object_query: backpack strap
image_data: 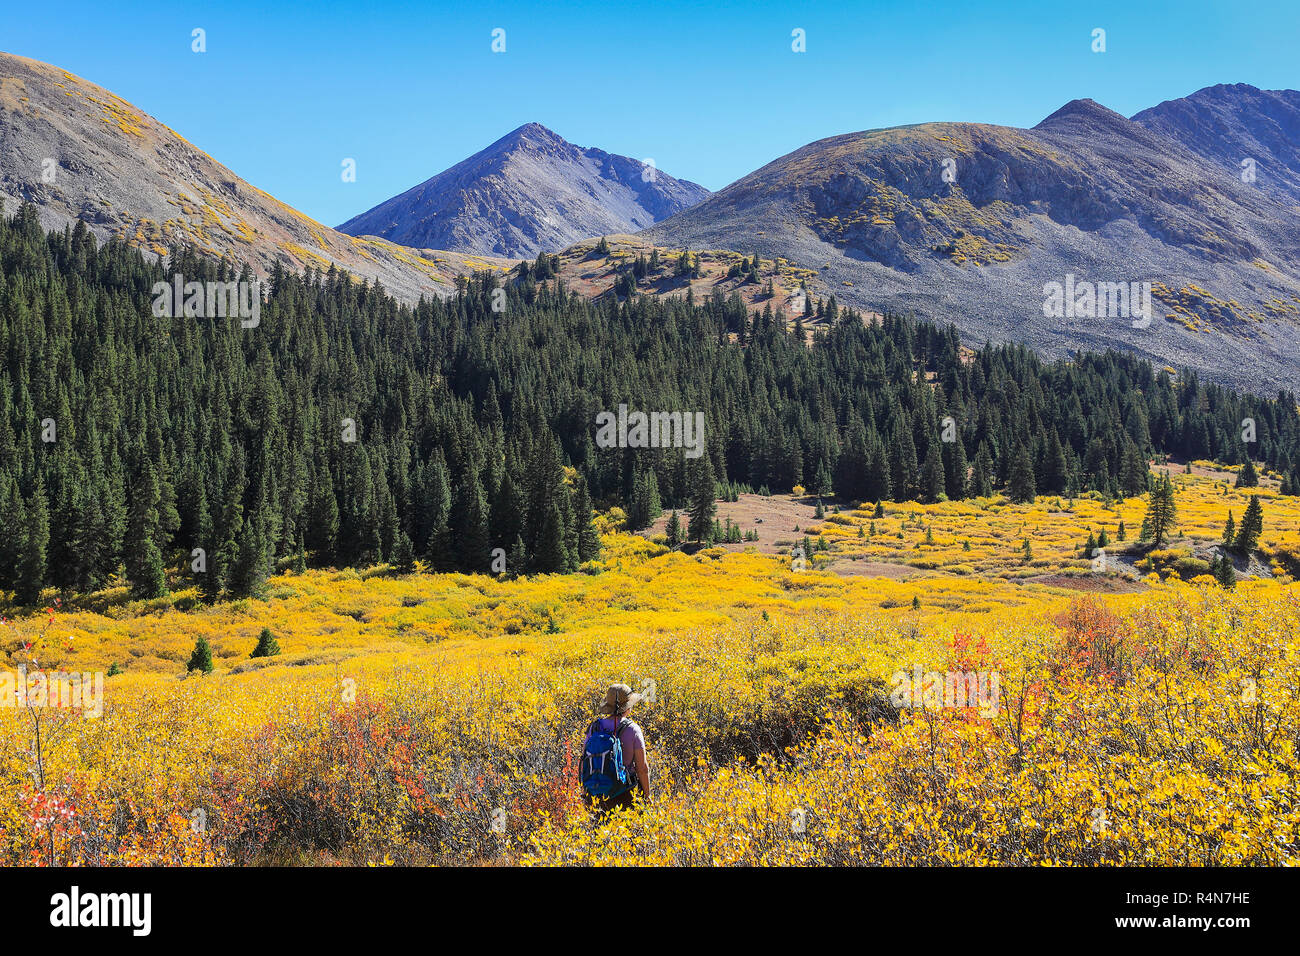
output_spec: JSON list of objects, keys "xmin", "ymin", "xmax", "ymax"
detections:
[
  {"xmin": 621, "ymin": 712, "xmax": 637, "ymax": 764},
  {"xmin": 616, "ymin": 717, "xmax": 636, "ymax": 784}
]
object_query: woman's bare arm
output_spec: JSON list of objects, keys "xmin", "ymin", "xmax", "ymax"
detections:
[{"xmin": 634, "ymin": 746, "xmax": 651, "ymax": 799}]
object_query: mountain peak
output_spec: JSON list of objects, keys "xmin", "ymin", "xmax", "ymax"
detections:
[
  {"xmin": 1034, "ymin": 97, "xmax": 1129, "ymax": 131},
  {"xmin": 1132, "ymin": 82, "xmax": 1300, "ymax": 204},
  {"xmin": 496, "ymin": 122, "xmax": 566, "ymax": 149},
  {"xmin": 337, "ymin": 126, "xmax": 709, "ymax": 258},
  {"xmin": 510, "ymin": 121, "xmax": 553, "ymax": 135},
  {"xmin": 1185, "ymin": 82, "xmax": 1263, "ymax": 100}
]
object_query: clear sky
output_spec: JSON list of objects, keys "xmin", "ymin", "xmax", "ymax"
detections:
[{"xmin": 5, "ymin": 0, "xmax": 1297, "ymax": 227}]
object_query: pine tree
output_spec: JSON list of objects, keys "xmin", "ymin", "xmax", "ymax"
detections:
[
  {"xmin": 920, "ymin": 444, "xmax": 945, "ymax": 503},
  {"xmin": 533, "ymin": 500, "xmax": 570, "ymax": 572},
  {"xmin": 1042, "ymin": 430, "xmax": 1068, "ymax": 494},
  {"xmin": 813, "ymin": 461, "xmax": 832, "ymax": 498},
  {"xmin": 156, "ymin": 467, "xmax": 181, "ymax": 556},
  {"xmin": 558, "ymin": 480, "xmax": 578, "ymax": 571},
  {"xmin": 208, "ymin": 454, "xmax": 245, "ymax": 601},
  {"xmin": 391, "ymin": 530, "xmax": 415, "ymax": 573},
  {"xmin": 423, "ymin": 453, "xmax": 454, "ymax": 571},
  {"xmin": 889, "ymin": 424, "xmax": 918, "ymax": 501},
  {"xmin": 675, "ymin": 249, "xmax": 693, "ymax": 277},
  {"xmin": 1144, "ymin": 473, "xmax": 1178, "ymax": 547},
  {"xmin": 69, "ymin": 466, "xmax": 118, "ymax": 611},
  {"xmin": 628, "ymin": 469, "xmax": 662, "ymax": 531},
  {"xmin": 971, "ymin": 444, "xmax": 994, "ymax": 498},
  {"xmin": 305, "ymin": 462, "xmax": 339, "ymax": 565},
  {"xmin": 452, "ymin": 471, "xmax": 492, "ymax": 572},
  {"xmin": 1120, "ymin": 442, "xmax": 1149, "ymax": 498},
  {"xmin": 335, "ymin": 445, "xmax": 376, "ymax": 566},
  {"xmin": 230, "ymin": 489, "xmax": 270, "ymax": 598},
  {"xmin": 507, "ymin": 534, "xmax": 527, "ymax": 576},
  {"xmin": 572, "ymin": 476, "xmax": 601, "ymax": 562},
  {"xmin": 15, "ymin": 482, "xmax": 49, "ymax": 605},
  {"xmin": 1214, "ymin": 554, "xmax": 1236, "ymax": 589},
  {"xmin": 124, "ymin": 461, "xmax": 167, "ymax": 598},
  {"xmin": 665, "ymin": 510, "xmax": 682, "ymax": 548},
  {"xmin": 251, "ymin": 627, "xmax": 281, "ymax": 658},
  {"xmin": 863, "ymin": 435, "xmax": 892, "ymax": 504},
  {"xmin": 379, "ymin": 485, "xmax": 400, "ymax": 562},
  {"xmin": 1236, "ymin": 459, "xmax": 1259, "ymax": 488},
  {"xmin": 1222, "ymin": 511, "xmax": 1236, "ymax": 547},
  {"xmin": 1007, "ymin": 443, "xmax": 1037, "ymax": 504},
  {"xmin": 0, "ymin": 476, "xmax": 26, "ymax": 592},
  {"xmin": 1235, "ymin": 496, "xmax": 1264, "ymax": 552},
  {"xmin": 490, "ymin": 470, "xmax": 524, "ymax": 555},
  {"xmin": 834, "ymin": 417, "xmax": 870, "ymax": 503},
  {"xmin": 942, "ymin": 435, "xmax": 968, "ymax": 500},
  {"xmin": 135, "ymin": 539, "xmax": 168, "ymax": 599},
  {"xmin": 687, "ymin": 455, "xmax": 716, "ymax": 542},
  {"xmin": 187, "ymin": 637, "xmax": 214, "ymax": 674}
]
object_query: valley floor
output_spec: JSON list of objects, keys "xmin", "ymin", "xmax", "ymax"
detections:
[{"xmin": 2, "ymin": 472, "xmax": 1297, "ymax": 866}]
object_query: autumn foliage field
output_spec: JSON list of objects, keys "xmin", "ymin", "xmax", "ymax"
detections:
[{"xmin": 2, "ymin": 472, "xmax": 1298, "ymax": 866}]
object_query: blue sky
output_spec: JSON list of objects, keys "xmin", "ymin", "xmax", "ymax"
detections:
[{"xmin": 5, "ymin": 0, "xmax": 1297, "ymax": 227}]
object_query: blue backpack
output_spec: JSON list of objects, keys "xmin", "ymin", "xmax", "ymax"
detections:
[{"xmin": 581, "ymin": 718, "xmax": 633, "ymax": 798}]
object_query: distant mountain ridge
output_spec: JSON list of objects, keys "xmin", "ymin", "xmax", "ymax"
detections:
[
  {"xmin": 642, "ymin": 85, "xmax": 1300, "ymax": 393},
  {"xmin": 336, "ymin": 122, "xmax": 709, "ymax": 258}
]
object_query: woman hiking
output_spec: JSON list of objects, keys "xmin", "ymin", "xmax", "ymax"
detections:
[{"xmin": 580, "ymin": 683, "xmax": 651, "ymax": 813}]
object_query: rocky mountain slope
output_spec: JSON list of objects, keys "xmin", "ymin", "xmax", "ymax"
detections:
[
  {"xmin": 336, "ymin": 122, "xmax": 709, "ymax": 258},
  {"xmin": 0, "ymin": 52, "xmax": 511, "ymax": 301},
  {"xmin": 1134, "ymin": 84, "xmax": 1300, "ymax": 207},
  {"xmin": 642, "ymin": 88, "xmax": 1300, "ymax": 393}
]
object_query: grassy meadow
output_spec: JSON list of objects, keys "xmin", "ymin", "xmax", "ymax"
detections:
[{"xmin": 2, "ymin": 470, "xmax": 1298, "ymax": 866}]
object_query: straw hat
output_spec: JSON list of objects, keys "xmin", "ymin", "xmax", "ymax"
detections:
[{"xmin": 598, "ymin": 683, "xmax": 643, "ymax": 716}]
